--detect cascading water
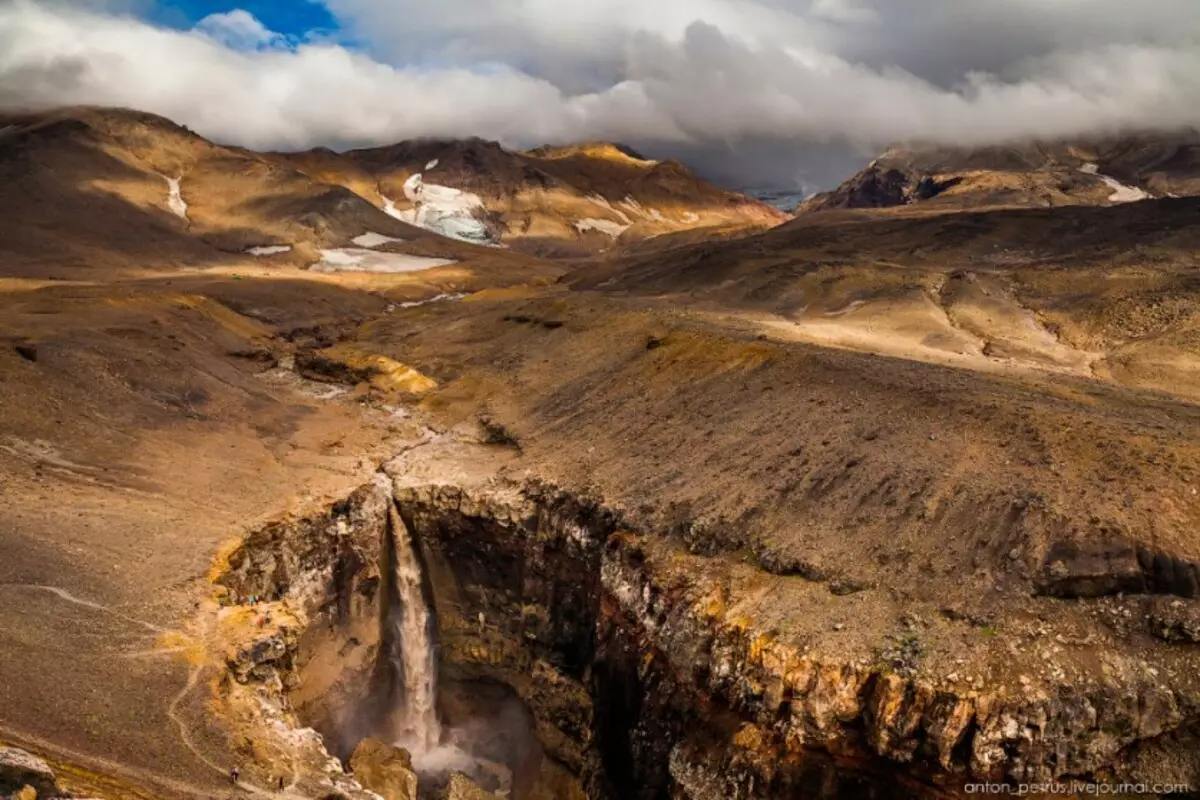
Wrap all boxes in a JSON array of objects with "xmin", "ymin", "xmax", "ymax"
[
  {"xmin": 387, "ymin": 505, "xmax": 441, "ymax": 753},
  {"xmin": 383, "ymin": 505, "xmax": 518, "ymax": 797}
]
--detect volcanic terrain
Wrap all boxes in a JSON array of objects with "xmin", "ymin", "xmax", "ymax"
[{"xmin": 2, "ymin": 107, "xmax": 1200, "ymax": 800}]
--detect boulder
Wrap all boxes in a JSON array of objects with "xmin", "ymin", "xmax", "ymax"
[
  {"xmin": 1037, "ymin": 536, "xmax": 1145, "ymax": 598},
  {"xmin": 0, "ymin": 747, "xmax": 59, "ymax": 798},
  {"xmin": 348, "ymin": 739, "xmax": 418, "ymax": 800},
  {"xmin": 440, "ymin": 773, "xmax": 496, "ymax": 800}
]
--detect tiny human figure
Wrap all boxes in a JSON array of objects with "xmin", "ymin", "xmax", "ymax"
[
  {"xmin": 230, "ymin": 765, "xmax": 240, "ymax": 784},
  {"xmin": 278, "ymin": 775, "xmax": 286, "ymax": 791}
]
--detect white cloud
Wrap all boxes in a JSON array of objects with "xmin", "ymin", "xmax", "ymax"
[
  {"xmin": 3, "ymin": 0, "xmax": 1200, "ymax": 184},
  {"xmin": 194, "ymin": 10, "xmax": 282, "ymax": 51}
]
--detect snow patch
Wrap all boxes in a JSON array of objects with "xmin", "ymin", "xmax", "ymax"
[
  {"xmin": 352, "ymin": 232, "xmax": 405, "ymax": 248},
  {"xmin": 163, "ymin": 175, "xmax": 187, "ymax": 221},
  {"xmin": 588, "ymin": 194, "xmax": 633, "ymax": 225},
  {"xmin": 574, "ymin": 218, "xmax": 630, "ymax": 239},
  {"xmin": 1079, "ymin": 163, "xmax": 1150, "ymax": 204},
  {"xmin": 824, "ymin": 299, "xmax": 867, "ymax": 317},
  {"xmin": 389, "ymin": 173, "xmax": 496, "ymax": 245},
  {"xmin": 648, "ymin": 208, "xmax": 666, "ymax": 222},
  {"xmin": 313, "ymin": 248, "xmax": 457, "ymax": 274},
  {"xmin": 394, "ymin": 292, "xmax": 468, "ymax": 310},
  {"xmin": 620, "ymin": 195, "xmax": 645, "ymax": 214},
  {"xmin": 425, "ymin": 158, "xmax": 439, "ymax": 171},
  {"xmin": 246, "ymin": 245, "xmax": 292, "ymax": 256},
  {"xmin": 587, "ymin": 194, "xmax": 614, "ymax": 210},
  {"xmin": 681, "ymin": 212, "xmax": 700, "ymax": 224}
]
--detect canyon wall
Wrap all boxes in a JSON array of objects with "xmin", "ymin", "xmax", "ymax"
[{"xmin": 207, "ymin": 463, "xmax": 1200, "ymax": 799}]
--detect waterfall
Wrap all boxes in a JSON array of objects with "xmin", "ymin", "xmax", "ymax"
[{"xmin": 387, "ymin": 505, "xmax": 440, "ymax": 753}]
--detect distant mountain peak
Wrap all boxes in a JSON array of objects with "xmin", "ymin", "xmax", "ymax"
[
  {"xmin": 802, "ymin": 132, "xmax": 1200, "ymax": 213},
  {"xmin": 527, "ymin": 141, "xmax": 655, "ymax": 165}
]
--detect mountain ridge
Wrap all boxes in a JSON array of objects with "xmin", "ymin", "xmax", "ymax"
[
  {"xmin": 274, "ymin": 134, "xmax": 785, "ymax": 257},
  {"xmin": 800, "ymin": 131, "xmax": 1200, "ymax": 213},
  {"xmin": 0, "ymin": 105, "xmax": 783, "ymax": 277}
]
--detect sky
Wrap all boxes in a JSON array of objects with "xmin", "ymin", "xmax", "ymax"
[
  {"xmin": 146, "ymin": 1, "xmax": 337, "ymax": 39},
  {"xmin": 3, "ymin": 0, "xmax": 1200, "ymax": 189}
]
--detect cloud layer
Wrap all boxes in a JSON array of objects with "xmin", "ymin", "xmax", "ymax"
[{"xmin": 3, "ymin": 0, "xmax": 1200, "ymax": 186}]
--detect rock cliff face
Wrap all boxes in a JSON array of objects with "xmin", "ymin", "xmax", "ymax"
[
  {"xmin": 204, "ymin": 454, "xmax": 1200, "ymax": 800},
  {"xmin": 215, "ymin": 480, "xmax": 394, "ymax": 757},
  {"xmin": 395, "ymin": 482, "xmax": 609, "ymax": 781}
]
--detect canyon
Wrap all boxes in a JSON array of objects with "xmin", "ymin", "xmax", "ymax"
[{"xmin": 199, "ymin": 394, "xmax": 1200, "ymax": 799}]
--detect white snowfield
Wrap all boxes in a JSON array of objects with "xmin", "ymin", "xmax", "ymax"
[
  {"xmin": 163, "ymin": 175, "xmax": 188, "ymax": 221},
  {"xmin": 314, "ymin": 227, "xmax": 456, "ymax": 273},
  {"xmin": 313, "ymin": 248, "xmax": 457, "ymax": 274},
  {"xmin": 246, "ymin": 245, "xmax": 292, "ymax": 256},
  {"xmin": 352, "ymin": 232, "xmax": 405, "ymax": 248},
  {"xmin": 381, "ymin": 172, "xmax": 496, "ymax": 246},
  {"xmin": 1079, "ymin": 162, "xmax": 1151, "ymax": 204},
  {"xmin": 574, "ymin": 218, "xmax": 630, "ymax": 239},
  {"xmin": 425, "ymin": 159, "xmax": 439, "ymax": 171}
]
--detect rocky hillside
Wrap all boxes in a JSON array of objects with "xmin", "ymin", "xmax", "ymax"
[
  {"xmin": 273, "ymin": 139, "xmax": 786, "ymax": 258},
  {"xmin": 575, "ymin": 183, "xmax": 1200, "ymax": 405},
  {"xmin": 801, "ymin": 132, "xmax": 1200, "ymax": 213},
  {"xmin": 0, "ymin": 106, "xmax": 562, "ymax": 287},
  {"xmin": 0, "ymin": 106, "xmax": 776, "ymax": 281}
]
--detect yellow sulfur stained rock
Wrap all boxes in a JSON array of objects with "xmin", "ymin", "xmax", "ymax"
[
  {"xmin": 301, "ymin": 345, "xmax": 437, "ymax": 398},
  {"xmin": 349, "ymin": 738, "xmax": 418, "ymax": 800}
]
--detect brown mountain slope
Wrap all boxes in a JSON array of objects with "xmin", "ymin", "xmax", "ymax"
[
  {"xmin": 0, "ymin": 106, "xmax": 559, "ymax": 289},
  {"xmin": 801, "ymin": 132, "xmax": 1200, "ymax": 213},
  {"xmin": 573, "ymin": 193, "xmax": 1200, "ymax": 402},
  {"xmin": 272, "ymin": 138, "xmax": 786, "ymax": 258}
]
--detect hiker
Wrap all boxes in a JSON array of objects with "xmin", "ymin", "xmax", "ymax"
[
  {"xmin": 230, "ymin": 765, "xmax": 240, "ymax": 784},
  {"xmin": 278, "ymin": 775, "xmax": 286, "ymax": 791}
]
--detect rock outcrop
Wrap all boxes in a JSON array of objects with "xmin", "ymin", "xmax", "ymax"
[
  {"xmin": 440, "ymin": 773, "xmax": 497, "ymax": 800},
  {"xmin": 0, "ymin": 748, "xmax": 61, "ymax": 799},
  {"xmin": 349, "ymin": 739, "xmax": 418, "ymax": 800}
]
